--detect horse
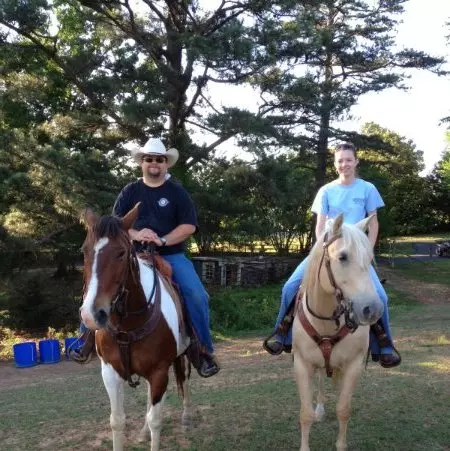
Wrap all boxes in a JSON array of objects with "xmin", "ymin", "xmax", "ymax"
[
  {"xmin": 292, "ymin": 213, "xmax": 384, "ymax": 451},
  {"xmin": 79, "ymin": 203, "xmax": 192, "ymax": 451}
]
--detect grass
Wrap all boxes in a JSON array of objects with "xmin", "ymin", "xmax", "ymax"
[
  {"xmin": 389, "ymin": 260, "xmax": 450, "ymax": 286},
  {"xmin": 0, "ymin": 300, "xmax": 449, "ymax": 450}
]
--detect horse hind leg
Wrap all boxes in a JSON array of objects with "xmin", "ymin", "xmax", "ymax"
[
  {"xmin": 101, "ymin": 360, "xmax": 126, "ymax": 451},
  {"xmin": 173, "ymin": 355, "xmax": 193, "ymax": 427},
  {"xmin": 314, "ymin": 369, "xmax": 326, "ymax": 422}
]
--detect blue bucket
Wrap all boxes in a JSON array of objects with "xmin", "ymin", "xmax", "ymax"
[
  {"xmin": 64, "ymin": 337, "xmax": 84, "ymax": 359},
  {"xmin": 38, "ymin": 339, "xmax": 61, "ymax": 364},
  {"xmin": 13, "ymin": 342, "xmax": 38, "ymax": 368}
]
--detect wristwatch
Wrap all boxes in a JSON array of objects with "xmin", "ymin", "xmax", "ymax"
[{"xmin": 160, "ymin": 236, "xmax": 167, "ymax": 247}]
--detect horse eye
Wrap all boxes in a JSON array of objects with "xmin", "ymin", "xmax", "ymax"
[
  {"xmin": 117, "ymin": 250, "xmax": 126, "ymax": 259},
  {"xmin": 339, "ymin": 252, "xmax": 348, "ymax": 262}
]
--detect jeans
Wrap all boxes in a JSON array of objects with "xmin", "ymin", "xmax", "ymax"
[
  {"xmin": 274, "ymin": 257, "xmax": 394, "ymax": 355},
  {"xmin": 80, "ymin": 253, "xmax": 214, "ymax": 354},
  {"xmin": 163, "ymin": 253, "xmax": 214, "ymax": 354}
]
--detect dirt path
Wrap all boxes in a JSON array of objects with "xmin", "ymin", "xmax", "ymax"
[{"xmin": 377, "ymin": 265, "xmax": 450, "ymax": 305}]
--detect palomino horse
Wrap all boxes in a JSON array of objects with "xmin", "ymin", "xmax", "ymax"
[
  {"xmin": 79, "ymin": 204, "xmax": 192, "ymax": 451},
  {"xmin": 292, "ymin": 214, "xmax": 384, "ymax": 451}
]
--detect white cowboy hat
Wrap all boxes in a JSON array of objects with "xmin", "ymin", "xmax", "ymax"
[{"xmin": 130, "ymin": 138, "xmax": 179, "ymax": 168}]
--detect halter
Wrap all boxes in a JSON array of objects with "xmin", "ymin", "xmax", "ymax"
[
  {"xmin": 306, "ymin": 232, "xmax": 358, "ymax": 331},
  {"xmin": 105, "ymin": 240, "xmax": 162, "ymax": 388}
]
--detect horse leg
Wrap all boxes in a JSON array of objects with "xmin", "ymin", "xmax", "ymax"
[
  {"xmin": 294, "ymin": 355, "xmax": 315, "ymax": 451},
  {"xmin": 314, "ymin": 369, "xmax": 325, "ymax": 422},
  {"xmin": 101, "ymin": 360, "xmax": 126, "ymax": 451},
  {"xmin": 146, "ymin": 369, "xmax": 169, "ymax": 451},
  {"xmin": 335, "ymin": 359, "xmax": 363, "ymax": 451}
]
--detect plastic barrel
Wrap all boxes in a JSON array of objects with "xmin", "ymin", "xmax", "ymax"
[
  {"xmin": 64, "ymin": 337, "xmax": 84, "ymax": 359},
  {"xmin": 13, "ymin": 342, "xmax": 38, "ymax": 368},
  {"xmin": 38, "ymin": 339, "xmax": 61, "ymax": 364}
]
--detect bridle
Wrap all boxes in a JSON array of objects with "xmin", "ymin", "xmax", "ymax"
[
  {"xmin": 85, "ymin": 232, "xmax": 161, "ymax": 388},
  {"xmin": 305, "ymin": 231, "xmax": 358, "ymax": 331}
]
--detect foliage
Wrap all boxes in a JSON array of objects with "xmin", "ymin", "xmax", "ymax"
[
  {"xmin": 358, "ymin": 122, "xmax": 435, "ymax": 236},
  {"xmin": 247, "ymin": 0, "xmax": 445, "ymax": 186},
  {"xmin": 426, "ymin": 146, "xmax": 450, "ymax": 230},
  {"xmin": 0, "ymin": 269, "xmax": 82, "ymax": 330},
  {"xmin": 209, "ymin": 284, "xmax": 280, "ymax": 332}
]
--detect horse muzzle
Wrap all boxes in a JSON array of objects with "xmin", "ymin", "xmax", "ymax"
[
  {"xmin": 80, "ymin": 303, "xmax": 111, "ymax": 329},
  {"xmin": 349, "ymin": 296, "xmax": 384, "ymax": 326}
]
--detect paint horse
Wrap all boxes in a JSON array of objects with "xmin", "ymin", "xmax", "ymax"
[
  {"xmin": 79, "ymin": 204, "xmax": 192, "ymax": 451},
  {"xmin": 292, "ymin": 214, "xmax": 384, "ymax": 451}
]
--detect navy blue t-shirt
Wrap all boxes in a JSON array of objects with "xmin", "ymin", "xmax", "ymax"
[{"xmin": 113, "ymin": 178, "xmax": 198, "ymax": 255}]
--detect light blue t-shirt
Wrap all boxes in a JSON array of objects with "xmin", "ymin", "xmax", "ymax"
[{"xmin": 311, "ymin": 178, "xmax": 384, "ymax": 224}]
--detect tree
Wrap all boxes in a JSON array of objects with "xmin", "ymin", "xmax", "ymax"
[
  {"xmin": 427, "ymin": 143, "xmax": 450, "ymax": 230},
  {"xmin": 358, "ymin": 122, "xmax": 433, "ymax": 236},
  {"xmin": 249, "ymin": 0, "xmax": 445, "ymax": 188},
  {"xmin": 0, "ymin": 0, "xmax": 277, "ymax": 172}
]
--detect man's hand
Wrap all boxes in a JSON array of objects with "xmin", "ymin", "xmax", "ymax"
[{"xmin": 129, "ymin": 228, "xmax": 159, "ymax": 243}]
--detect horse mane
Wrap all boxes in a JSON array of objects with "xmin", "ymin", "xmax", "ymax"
[
  {"xmin": 94, "ymin": 215, "xmax": 125, "ymax": 240},
  {"xmin": 303, "ymin": 222, "xmax": 373, "ymax": 294}
]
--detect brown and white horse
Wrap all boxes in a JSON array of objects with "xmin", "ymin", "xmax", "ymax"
[
  {"xmin": 293, "ymin": 214, "xmax": 384, "ymax": 451},
  {"xmin": 79, "ymin": 204, "xmax": 192, "ymax": 451}
]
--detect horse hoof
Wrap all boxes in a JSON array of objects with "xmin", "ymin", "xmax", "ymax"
[
  {"xmin": 314, "ymin": 404, "xmax": 325, "ymax": 422},
  {"xmin": 181, "ymin": 412, "xmax": 192, "ymax": 427},
  {"xmin": 137, "ymin": 427, "xmax": 150, "ymax": 442}
]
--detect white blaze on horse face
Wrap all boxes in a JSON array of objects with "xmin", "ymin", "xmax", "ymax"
[{"xmin": 80, "ymin": 237, "xmax": 109, "ymax": 329}]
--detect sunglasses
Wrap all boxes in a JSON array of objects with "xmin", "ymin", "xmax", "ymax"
[{"xmin": 142, "ymin": 156, "xmax": 167, "ymax": 164}]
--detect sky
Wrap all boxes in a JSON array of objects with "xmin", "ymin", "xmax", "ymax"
[{"xmin": 202, "ymin": 0, "xmax": 450, "ymax": 175}]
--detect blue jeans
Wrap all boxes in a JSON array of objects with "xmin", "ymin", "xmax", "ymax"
[
  {"xmin": 163, "ymin": 253, "xmax": 214, "ymax": 354},
  {"xmin": 274, "ymin": 257, "xmax": 394, "ymax": 355},
  {"xmin": 80, "ymin": 253, "xmax": 214, "ymax": 354}
]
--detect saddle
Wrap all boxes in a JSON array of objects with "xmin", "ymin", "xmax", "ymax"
[
  {"xmin": 138, "ymin": 251, "xmax": 204, "ymax": 372},
  {"xmin": 138, "ymin": 251, "xmax": 185, "ymax": 335}
]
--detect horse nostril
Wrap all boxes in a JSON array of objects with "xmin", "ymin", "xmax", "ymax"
[
  {"xmin": 363, "ymin": 306, "xmax": 372, "ymax": 319},
  {"xmin": 94, "ymin": 309, "xmax": 108, "ymax": 327}
]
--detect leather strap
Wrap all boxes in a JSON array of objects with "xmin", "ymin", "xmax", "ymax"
[
  {"xmin": 107, "ymin": 258, "xmax": 163, "ymax": 388},
  {"xmin": 298, "ymin": 302, "xmax": 353, "ymax": 377}
]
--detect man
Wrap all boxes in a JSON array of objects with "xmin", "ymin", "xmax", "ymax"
[{"xmin": 71, "ymin": 137, "xmax": 219, "ymax": 378}]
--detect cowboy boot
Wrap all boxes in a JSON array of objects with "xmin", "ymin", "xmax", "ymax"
[
  {"xmin": 370, "ymin": 319, "xmax": 401, "ymax": 368},
  {"xmin": 263, "ymin": 307, "xmax": 295, "ymax": 356},
  {"xmin": 69, "ymin": 330, "xmax": 96, "ymax": 364},
  {"xmin": 185, "ymin": 328, "xmax": 220, "ymax": 378}
]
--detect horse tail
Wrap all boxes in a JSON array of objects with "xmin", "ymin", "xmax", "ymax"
[{"xmin": 173, "ymin": 355, "xmax": 190, "ymax": 398}]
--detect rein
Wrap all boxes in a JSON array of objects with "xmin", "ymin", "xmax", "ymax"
[
  {"xmin": 306, "ymin": 232, "xmax": 358, "ymax": 331},
  {"xmin": 107, "ymin": 244, "xmax": 162, "ymax": 388}
]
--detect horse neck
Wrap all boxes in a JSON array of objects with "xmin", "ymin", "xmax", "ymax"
[{"xmin": 112, "ymin": 258, "xmax": 150, "ymax": 328}]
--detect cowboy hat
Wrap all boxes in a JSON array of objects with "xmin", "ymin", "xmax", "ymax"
[{"xmin": 130, "ymin": 138, "xmax": 179, "ymax": 168}]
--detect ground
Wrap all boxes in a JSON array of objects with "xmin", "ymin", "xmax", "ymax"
[{"xmin": 0, "ymin": 263, "xmax": 448, "ymax": 390}]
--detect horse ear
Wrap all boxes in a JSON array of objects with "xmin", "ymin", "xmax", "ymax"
[
  {"xmin": 355, "ymin": 215, "xmax": 375, "ymax": 233},
  {"xmin": 80, "ymin": 208, "xmax": 98, "ymax": 230},
  {"xmin": 122, "ymin": 202, "xmax": 140, "ymax": 230},
  {"xmin": 332, "ymin": 213, "xmax": 344, "ymax": 236}
]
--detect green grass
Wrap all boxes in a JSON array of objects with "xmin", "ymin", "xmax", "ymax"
[
  {"xmin": 388, "ymin": 260, "xmax": 450, "ymax": 286},
  {"xmin": 0, "ymin": 302, "xmax": 448, "ymax": 450},
  {"xmin": 392, "ymin": 232, "xmax": 450, "ymax": 242}
]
